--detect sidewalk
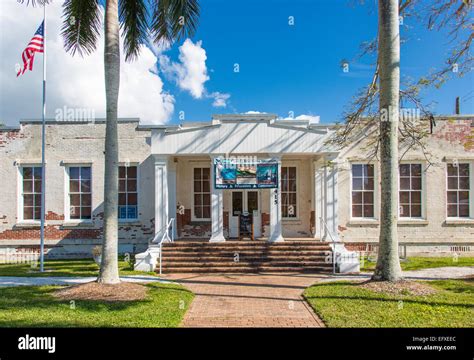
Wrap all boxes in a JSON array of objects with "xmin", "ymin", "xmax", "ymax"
[
  {"xmin": 164, "ymin": 273, "xmax": 326, "ymax": 327},
  {"xmin": 0, "ymin": 275, "xmax": 167, "ymax": 287}
]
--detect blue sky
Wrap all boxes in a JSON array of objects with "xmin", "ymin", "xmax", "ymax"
[
  {"xmin": 163, "ymin": 0, "xmax": 473, "ymax": 124},
  {"xmin": 1, "ymin": 0, "xmax": 472, "ymax": 126}
]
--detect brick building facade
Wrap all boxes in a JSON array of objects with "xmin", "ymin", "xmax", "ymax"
[{"xmin": 0, "ymin": 114, "xmax": 473, "ymax": 259}]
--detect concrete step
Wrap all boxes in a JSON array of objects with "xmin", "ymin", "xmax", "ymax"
[
  {"xmin": 163, "ymin": 261, "xmax": 332, "ymax": 268},
  {"xmin": 160, "ymin": 266, "xmax": 333, "ymax": 273},
  {"xmin": 163, "ymin": 255, "xmax": 328, "ymax": 261},
  {"xmin": 161, "ymin": 251, "xmax": 330, "ymax": 257},
  {"xmin": 158, "ymin": 241, "xmax": 333, "ymax": 274},
  {"xmin": 163, "ymin": 241, "xmax": 330, "ymax": 247},
  {"xmin": 161, "ymin": 246, "xmax": 332, "ymax": 253}
]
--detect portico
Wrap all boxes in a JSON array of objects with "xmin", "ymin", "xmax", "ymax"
[{"xmin": 149, "ymin": 114, "xmax": 341, "ymax": 243}]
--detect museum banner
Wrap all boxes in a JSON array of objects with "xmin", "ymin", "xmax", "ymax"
[{"xmin": 214, "ymin": 157, "xmax": 278, "ymax": 189}]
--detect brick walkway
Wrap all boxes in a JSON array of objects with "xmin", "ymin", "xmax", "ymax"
[{"xmin": 164, "ymin": 273, "xmax": 326, "ymax": 327}]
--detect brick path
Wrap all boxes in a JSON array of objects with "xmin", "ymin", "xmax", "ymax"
[{"xmin": 164, "ymin": 273, "xmax": 326, "ymax": 327}]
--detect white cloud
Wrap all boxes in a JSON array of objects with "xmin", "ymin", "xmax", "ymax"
[
  {"xmin": 244, "ymin": 111, "xmax": 266, "ymax": 114},
  {"xmin": 0, "ymin": 1, "xmax": 174, "ymax": 125},
  {"xmin": 294, "ymin": 114, "xmax": 320, "ymax": 123},
  {"xmin": 159, "ymin": 39, "xmax": 230, "ymax": 107},
  {"xmin": 159, "ymin": 39, "xmax": 209, "ymax": 98},
  {"xmin": 207, "ymin": 91, "xmax": 230, "ymax": 107},
  {"xmin": 279, "ymin": 114, "xmax": 320, "ymax": 123}
]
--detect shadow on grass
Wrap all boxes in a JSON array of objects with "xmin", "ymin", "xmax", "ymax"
[
  {"xmin": 0, "ymin": 283, "xmax": 192, "ymax": 313},
  {"xmin": 305, "ymin": 281, "xmax": 474, "ymax": 310},
  {"xmin": 0, "ymin": 257, "xmax": 151, "ymax": 278}
]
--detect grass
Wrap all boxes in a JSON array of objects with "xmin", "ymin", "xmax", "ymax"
[
  {"xmin": 304, "ymin": 279, "xmax": 474, "ymax": 327},
  {"xmin": 0, "ymin": 282, "xmax": 193, "ymax": 327},
  {"xmin": 0, "ymin": 258, "xmax": 155, "ymax": 277},
  {"xmin": 361, "ymin": 256, "xmax": 474, "ymax": 272}
]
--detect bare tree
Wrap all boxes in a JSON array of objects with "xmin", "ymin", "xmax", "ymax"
[
  {"xmin": 330, "ymin": 0, "xmax": 472, "ymax": 281},
  {"xmin": 373, "ymin": 0, "xmax": 403, "ymax": 281}
]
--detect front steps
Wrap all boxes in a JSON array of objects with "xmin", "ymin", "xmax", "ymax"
[{"xmin": 158, "ymin": 241, "xmax": 334, "ymax": 273}]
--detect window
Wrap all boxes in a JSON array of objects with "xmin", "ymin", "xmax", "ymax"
[
  {"xmin": 193, "ymin": 168, "xmax": 210, "ymax": 219},
  {"xmin": 67, "ymin": 166, "xmax": 91, "ymax": 220},
  {"xmin": 21, "ymin": 166, "xmax": 42, "ymax": 221},
  {"xmin": 399, "ymin": 164, "xmax": 422, "ymax": 218},
  {"xmin": 281, "ymin": 166, "xmax": 297, "ymax": 218},
  {"xmin": 119, "ymin": 165, "xmax": 138, "ymax": 220},
  {"xmin": 351, "ymin": 164, "xmax": 374, "ymax": 218},
  {"xmin": 447, "ymin": 163, "xmax": 470, "ymax": 218}
]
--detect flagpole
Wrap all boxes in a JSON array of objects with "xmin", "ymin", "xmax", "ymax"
[{"xmin": 39, "ymin": 2, "xmax": 46, "ymax": 272}]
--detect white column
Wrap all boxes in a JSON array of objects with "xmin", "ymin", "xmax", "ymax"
[
  {"xmin": 323, "ymin": 155, "xmax": 340, "ymax": 241},
  {"xmin": 168, "ymin": 158, "xmax": 177, "ymax": 239},
  {"xmin": 210, "ymin": 155, "xmax": 226, "ymax": 242},
  {"xmin": 154, "ymin": 155, "xmax": 169, "ymax": 242},
  {"xmin": 313, "ymin": 159, "xmax": 325, "ymax": 239},
  {"xmin": 269, "ymin": 155, "xmax": 284, "ymax": 242}
]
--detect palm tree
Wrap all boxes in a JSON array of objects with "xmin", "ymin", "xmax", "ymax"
[{"xmin": 22, "ymin": 0, "xmax": 199, "ymax": 284}]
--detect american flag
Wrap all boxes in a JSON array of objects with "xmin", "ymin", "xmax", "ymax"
[{"xmin": 17, "ymin": 21, "xmax": 44, "ymax": 77}]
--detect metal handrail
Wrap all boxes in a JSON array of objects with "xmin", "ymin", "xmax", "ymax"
[
  {"xmin": 320, "ymin": 217, "xmax": 337, "ymax": 274},
  {"xmin": 154, "ymin": 218, "xmax": 175, "ymax": 275}
]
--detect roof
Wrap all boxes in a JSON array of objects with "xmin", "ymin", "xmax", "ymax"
[
  {"xmin": 138, "ymin": 113, "xmax": 332, "ymax": 132},
  {"xmin": 1, "ymin": 114, "xmax": 471, "ymax": 132},
  {"xmin": 19, "ymin": 117, "xmax": 140, "ymax": 124}
]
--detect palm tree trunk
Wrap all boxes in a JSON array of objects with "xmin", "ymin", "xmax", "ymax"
[
  {"xmin": 373, "ymin": 0, "xmax": 403, "ymax": 281},
  {"xmin": 98, "ymin": 0, "xmax": 120, "ymax": 284}
]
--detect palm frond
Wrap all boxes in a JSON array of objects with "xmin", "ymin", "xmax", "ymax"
[
  {"xmin": 61, "ymin": 0, "xmax": 102, "ymax": 57},
  {"xmin": 119, "ymin": 0, "xmax": 149, "ymax": 61},
  {"xmin": 151, "ymin": 0, "xmax": 173, "ymax": 45},
  {"xmin": 150, "ymin": 0, "xmax": 200, "ymax": 45},
  {"xmin": 169, "ymin": 0, "xmax": 200, "ymax": 41}
]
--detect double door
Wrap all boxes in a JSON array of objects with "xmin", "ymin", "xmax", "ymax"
[{"xmin": 229, "ymin": 190, "xmax": 261, "ymax": 239}]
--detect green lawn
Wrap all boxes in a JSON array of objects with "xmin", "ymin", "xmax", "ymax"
[
  {"xmin": 0, "ymin": 282, "xmax": 193, "ymax": 327},
  {"xmin": 361, "ymin": 256, "xmax": 474, "ymax": 272},
  {"xmin": 0, "ymin": 258, "xmax": 155, "ymax": 277},
  {"xmin": 304, "ymin": 279, "xmax": 474, "ymax": 327}
]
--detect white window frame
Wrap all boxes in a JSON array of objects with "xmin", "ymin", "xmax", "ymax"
[
  {"xmin": 281, "ymin": 164, "xmax": 299, "ymax": 220},
  {"xmin": 64, "ymin": 164, "xmax": 93, "ymax": 223},
  {"xmin": 17, "ymin": 164, "xmax": 43, "ymax": 224},
  {"xmin": 191, "ymin": 165, "xmax": 211, "ymax": 221},
  {"xmin": 229, "ymin": 189, "xmax": 260, "ymax": 217},
  {"xmin": 118, "ymin": 163, "xmax": 139, "ymax": 222},
  {"xmin": 350, "ymin": 162, "xmax": 377, "ymax": 220},
  {"xmin": 446, "ymin": 161, "xmax": 473, "ymax": 219},
  {"xmin": 398, "ymin": 162, "xmax": 426, "ymax": 220}
]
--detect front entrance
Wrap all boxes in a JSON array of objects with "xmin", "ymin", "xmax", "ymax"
[{"xmin": 229, "ymin": 190, "xmax": 261, "ymax": 239}]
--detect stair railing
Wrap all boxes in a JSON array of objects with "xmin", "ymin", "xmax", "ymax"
[
  {"xmin": 149, "ymin": 218, "xmax": 175, "ymax": 275},
  {"xmin": 320, "ymin": 217, "xmax": 337, "ymax": 274}
]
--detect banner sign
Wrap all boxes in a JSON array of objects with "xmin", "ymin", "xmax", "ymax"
[{"xmin": 214, "ymin": 158, "xmax": 278, "ymax": 189}]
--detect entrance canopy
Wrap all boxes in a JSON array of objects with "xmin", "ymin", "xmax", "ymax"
[
  {"xmin": 148, "ymin": 114, "xmax": 336, "ymax": 155},
  {"xmin": 146, "ymin": 114, "xmax": 340, "ymax": 246}
]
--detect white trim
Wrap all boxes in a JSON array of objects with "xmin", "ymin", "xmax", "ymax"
[
  {"xmin": 118, "ymin": 163, "xmax": 139, "ymax": 222},
  {"xmin": 398, "ymin": 161, "xmax": 426, "ymax": 220},
  {"xmin": 349, "ymin": 161, "xmax": 378, "ymax": 221},
  {"xmin": 191, "ymin": 165, "xmax": 211, "ymax": 221},
  {"xmin": 64, "ymin": 164, "xmax": 93, "ymax": 223},
  {"xmin": 229, "ymin": 189, "xmax": 260, "ymax": 216},
  {"xmin": 445, "ymin": 160, "xmax": 473, "ymax": 220},
  {"xmin": 17, "ymin": 164, "xmax": 43, "ymax": 223},
  {"xmin": 281, "ymin": 163, "xmax": 300, "ymax": 220}
]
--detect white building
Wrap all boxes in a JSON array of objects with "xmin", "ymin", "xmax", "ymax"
[{"xmin": 0, "ymin": 113, "xmax": 473, "ymax": 272}]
